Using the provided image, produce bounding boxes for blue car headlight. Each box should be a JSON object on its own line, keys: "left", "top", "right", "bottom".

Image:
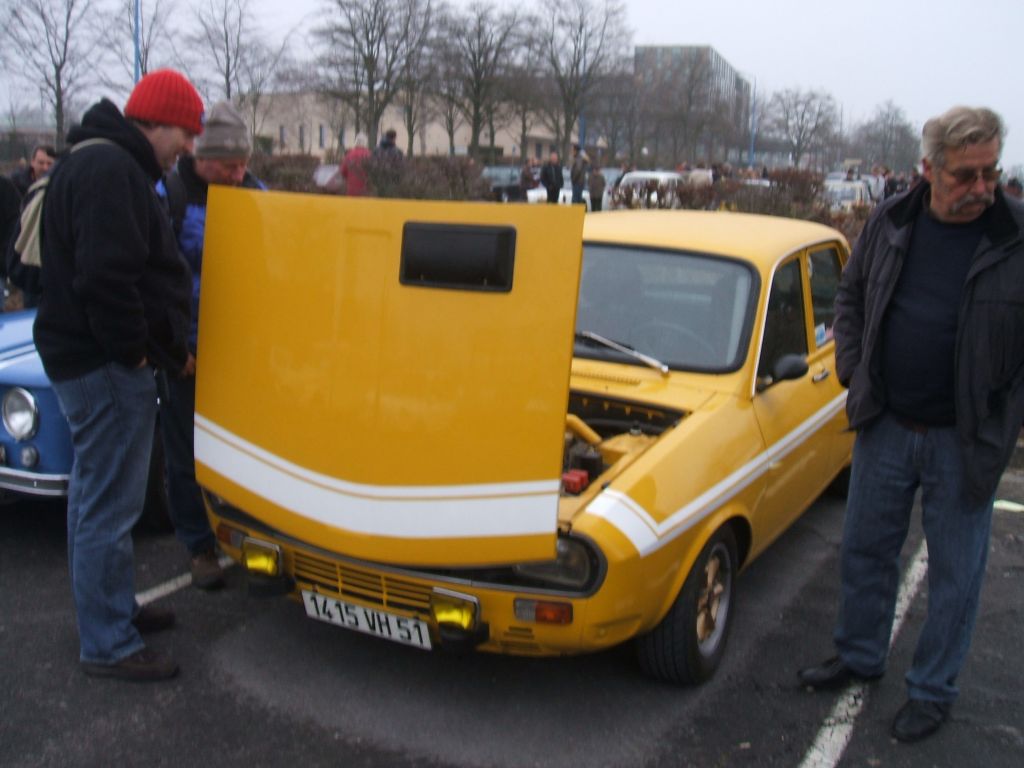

{"left": 3, "top": 387, "right": 39, "bottom": 441}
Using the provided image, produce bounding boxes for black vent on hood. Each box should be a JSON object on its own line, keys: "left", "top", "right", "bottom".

{"left": 400, "top": 223, "right": 516, "bottom": 292}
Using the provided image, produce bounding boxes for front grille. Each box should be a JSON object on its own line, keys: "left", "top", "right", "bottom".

{"left": 292, "top": 550, "right": 433, "bottom": 616}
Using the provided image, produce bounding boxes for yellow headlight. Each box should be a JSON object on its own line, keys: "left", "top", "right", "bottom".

{"left": 241, "top": 538, "right": 280, "bottom": 576}
{"left": 430, "top": 588, "right": 478, "bottom": 631}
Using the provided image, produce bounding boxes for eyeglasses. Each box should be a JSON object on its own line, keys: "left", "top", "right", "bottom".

{"left": 942, "top": 165, "right": 1001, "bottom": 186}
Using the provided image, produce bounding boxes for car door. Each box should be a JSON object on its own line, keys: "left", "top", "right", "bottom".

{"left": 749, "top": 247, "right": 848, "bottom": 549}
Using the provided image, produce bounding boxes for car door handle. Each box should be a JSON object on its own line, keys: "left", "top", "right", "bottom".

{"left": 812, "top": 370, "right": 830, "bottom": 383}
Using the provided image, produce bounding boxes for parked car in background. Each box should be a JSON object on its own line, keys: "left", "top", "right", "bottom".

{"left": 0, "top": 309, "right": 169, "bottom": 526}
{"left": 195, "top": 190, "right": 854, "bottom": 685}
{"left": 525, "top": 168, "right": 592, "bottom": 210}
{"left": 481, "top": 166, "right": 524, "bottom": 202}
{"left": 608, "top": 170, "right": 688, "bottom": 210}
{"left": 823, "top": 179, "right": 873, "bottom": 212}
{"left": 313, "top": 164, "right": 343, "bottom": 192}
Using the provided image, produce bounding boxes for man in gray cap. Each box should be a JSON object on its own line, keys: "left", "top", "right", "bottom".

{"left": 158, "top": 100, "right": 265, "bottom": 589}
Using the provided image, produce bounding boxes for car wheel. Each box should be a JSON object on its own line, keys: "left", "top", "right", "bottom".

{"left": 636, "top": 525, "right": 737, "bottom": 685}
{"left": 137, "top": 422, "right": 172, "bottom": 533}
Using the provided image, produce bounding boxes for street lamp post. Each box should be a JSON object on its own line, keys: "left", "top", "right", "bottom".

{"left": 747, "top": 78, "right": 757, "bottom": 167}
{"left": 133, "top": 0, "right": 142, "bottom": 83}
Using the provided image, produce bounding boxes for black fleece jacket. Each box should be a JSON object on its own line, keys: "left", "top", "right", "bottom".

{"left": 33, "top": 99, "right": 191, "bottom": 380}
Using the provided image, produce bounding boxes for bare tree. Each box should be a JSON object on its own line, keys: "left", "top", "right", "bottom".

{"left": 430, "top": 28, "right": 465, "bottom": 156}
{"left": 850, "top": 100, "right": 919, "bottom": 171}
{"left": 535, "top": 0, "right": 628, "bottom": 156}
{"left": 395, "top": 2, "right": 436, "bottom": 156}
{"left": 3, "top": 0, "right": 103, "bottom": 148}
{"left": 236, "top": 36, "right": 292, "bottom": 152}
{"left": 765, "top": 88, "right": 838, "bottom": 170}
{"left": 447, "top": 2, "right": 517, "bottom": 160}
{"left": 190, "top": 0, "right": 252, "bottom": 100}
{"left": 101, "top": 0, "right": 180, "bottom": 91}
{"left": 583, "top": 61, "right": 636, "bottom": 166}
{"left": 316, "top": 0, "right": 433, "bottom": 148}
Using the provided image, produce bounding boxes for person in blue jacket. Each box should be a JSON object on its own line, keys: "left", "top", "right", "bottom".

{"left": 157, "top": 100, "right": 265, "bottom": 590}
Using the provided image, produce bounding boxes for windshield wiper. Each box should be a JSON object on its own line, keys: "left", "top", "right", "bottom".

{"left": 575, "top": 331, "right": 669, "bottom": 376}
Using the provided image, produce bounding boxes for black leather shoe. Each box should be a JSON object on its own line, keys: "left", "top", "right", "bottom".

{"left": 132, "top": 604, "right": 176, "bottom": 634}
{"left": 891, "top": 699, "right": 950, "bottom": 743}
{"left": 798, "top": 656, "right": 882, "bottom": 690}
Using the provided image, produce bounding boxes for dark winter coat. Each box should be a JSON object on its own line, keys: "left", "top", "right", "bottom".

{"left": 540, "top": 162, "right": 564, "bottom": 202}
{"left": 158, "top": 155, "right": 265, "bottom": 351}
{"left": 33, "top": 98, "right": 191, "bottom": 380}
{"left": 834, "top": 181, "right": 1024, "bottom": 505}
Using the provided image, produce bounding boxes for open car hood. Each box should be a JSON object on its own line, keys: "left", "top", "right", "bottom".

{"left": 195, "top": 189, "right": 585, "bottom": 567}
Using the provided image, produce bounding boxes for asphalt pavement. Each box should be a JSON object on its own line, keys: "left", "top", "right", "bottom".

{"left": 0, "top": 470, "right": 1021, "bottom": 768}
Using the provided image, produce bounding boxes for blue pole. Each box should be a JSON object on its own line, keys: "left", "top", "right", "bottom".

{"left": 747, "top": 79, "right": 756, "bottom": 166}
{"left": 133, "top": 0, "right": 141, "bottom": 83}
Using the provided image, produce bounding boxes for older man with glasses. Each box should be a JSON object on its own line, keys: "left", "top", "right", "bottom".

{"left": 797, "top": 106, "right": 1024, "bottom": 743}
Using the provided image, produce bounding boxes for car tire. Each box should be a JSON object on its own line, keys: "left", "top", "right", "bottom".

{"left": 137, "top": 422, "right": 172, "bottom": 533}
{"left": 636, "top": 525, "right": 737, "bottom": 685}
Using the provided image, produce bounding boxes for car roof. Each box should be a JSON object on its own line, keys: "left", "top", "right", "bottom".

{"left": 582, "top": 210, "right": 845, "bottom": 269}
{"left": 620, "top": 170, "right": 685, "bottom": 182}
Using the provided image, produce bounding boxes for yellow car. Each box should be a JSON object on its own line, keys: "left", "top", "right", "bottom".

{"left": 195, "top": 190, "right": 853, "bottom": 684}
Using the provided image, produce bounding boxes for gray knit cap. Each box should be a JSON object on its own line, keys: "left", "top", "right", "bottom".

{"left": 194, "top": 100, "right": 251, "bottom": 158}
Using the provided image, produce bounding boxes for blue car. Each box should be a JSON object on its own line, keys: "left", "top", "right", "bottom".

{"left": 0, "top": 308, "right": 168, "bottom": 524}
{"left": 0, "top": 309, "right": 71, "bottom": 499}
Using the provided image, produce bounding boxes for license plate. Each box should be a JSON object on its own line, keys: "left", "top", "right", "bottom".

{"left": 301, "top": 590, "right": 432, "bottom": 650}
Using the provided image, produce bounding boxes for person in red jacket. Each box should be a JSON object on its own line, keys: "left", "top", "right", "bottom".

{"left": 340, "top": 132, "right": 371, "bottom": 196}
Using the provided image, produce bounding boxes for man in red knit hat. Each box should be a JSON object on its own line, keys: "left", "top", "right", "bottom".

{"left": 34, "top": 69, "right": 204, "bottom": 681}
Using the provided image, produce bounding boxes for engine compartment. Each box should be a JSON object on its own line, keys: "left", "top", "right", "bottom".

{"left": 561, "top": 392, "right": 684, "bottom": 496}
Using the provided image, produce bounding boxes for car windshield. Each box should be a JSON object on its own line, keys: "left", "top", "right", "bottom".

{"left": 575, "top": 244, "right": 755, "bottom": 372}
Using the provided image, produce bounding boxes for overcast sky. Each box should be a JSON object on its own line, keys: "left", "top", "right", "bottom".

{"left": 253, "top": 0, "right": 1024, "bottom": 170}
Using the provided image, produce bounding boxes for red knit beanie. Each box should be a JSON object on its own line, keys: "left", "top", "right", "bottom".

{"left": 124, "top": 69, "right": 205, "bottom": 135}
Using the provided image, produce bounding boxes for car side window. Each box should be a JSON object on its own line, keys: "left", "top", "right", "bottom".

{"left": 808, "top": 247, "right": 842, "bottom": 349}
{"left": 758, "top": 259, "right": 807, "bottom": 379}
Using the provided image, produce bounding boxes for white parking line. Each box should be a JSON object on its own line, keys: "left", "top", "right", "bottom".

{"left": 136, "top": 555, "right": 235, "bottom": 606}
{"left": 994, "top": 499, "right": 1024, "bottom": 513}
{"left": 797, "top": 540, "right": 929, "bottom": 768}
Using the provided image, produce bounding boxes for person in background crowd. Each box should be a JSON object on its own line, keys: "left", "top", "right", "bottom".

{"left": 340, "top": 132, "right": 371, "bottom": 196}
{"left": 0, "top": 175, "right": 21, "bottom": 309}
{"left": 9, "top": 145, "right": 56, "bottom": 199}
{"left": 798, "top": 106, "right": 1024, "bottom": 743}
{"left": 570, "top": 144, "right": 588, "bottom": 204}
{"left": 519, "top": 158, "right": 538, "bottom": 194}
{"left": 588, "top": 165, "right": 606, "bottom": 212}
{"left": 1006, "top": 177, "right": 1024, "bottom": 199}
{"left": 540, "top": 151, "right": 563, "bottom": 204}
{"left": 157, "top": 100, "right": 265, "bottom": 592}
{"left": 34, "top": 69, "right": 201, "bottom": 682}
{"left": 374, "top": 128, "right": 403, "bottom": 160}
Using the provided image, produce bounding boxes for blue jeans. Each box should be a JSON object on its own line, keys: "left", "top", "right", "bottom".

{"left": 53, "top": 363, "right": 156, "bottom": 664}
{"left": 159, "top": 372, "right": 214, "bottom": 556}
{"left": 834, "top": 412, "right": 993, "bottom": 703}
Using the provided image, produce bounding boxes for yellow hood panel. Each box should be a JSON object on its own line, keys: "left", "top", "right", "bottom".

{"left": 195, "top": 189, "right": 585, "bottom": 565}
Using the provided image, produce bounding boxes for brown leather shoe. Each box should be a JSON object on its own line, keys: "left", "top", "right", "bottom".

{"left": 190, "top": 549, "right": 226, "bottom": 590}
{"left": 132, "top": 603, "right": 175, "bottom": 633}
{"left": 81, "top": 647, "right": 179, "bottom": 681}
{"left": 798, "top": 656, "right": 883, "bottom": 690}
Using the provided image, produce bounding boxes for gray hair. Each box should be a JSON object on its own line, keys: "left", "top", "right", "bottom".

{"left": 354, "top": 132, "right": 368, "bottom": 148}
{"left": 921, "top": 106, "right": 1005, "bottom": 168}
